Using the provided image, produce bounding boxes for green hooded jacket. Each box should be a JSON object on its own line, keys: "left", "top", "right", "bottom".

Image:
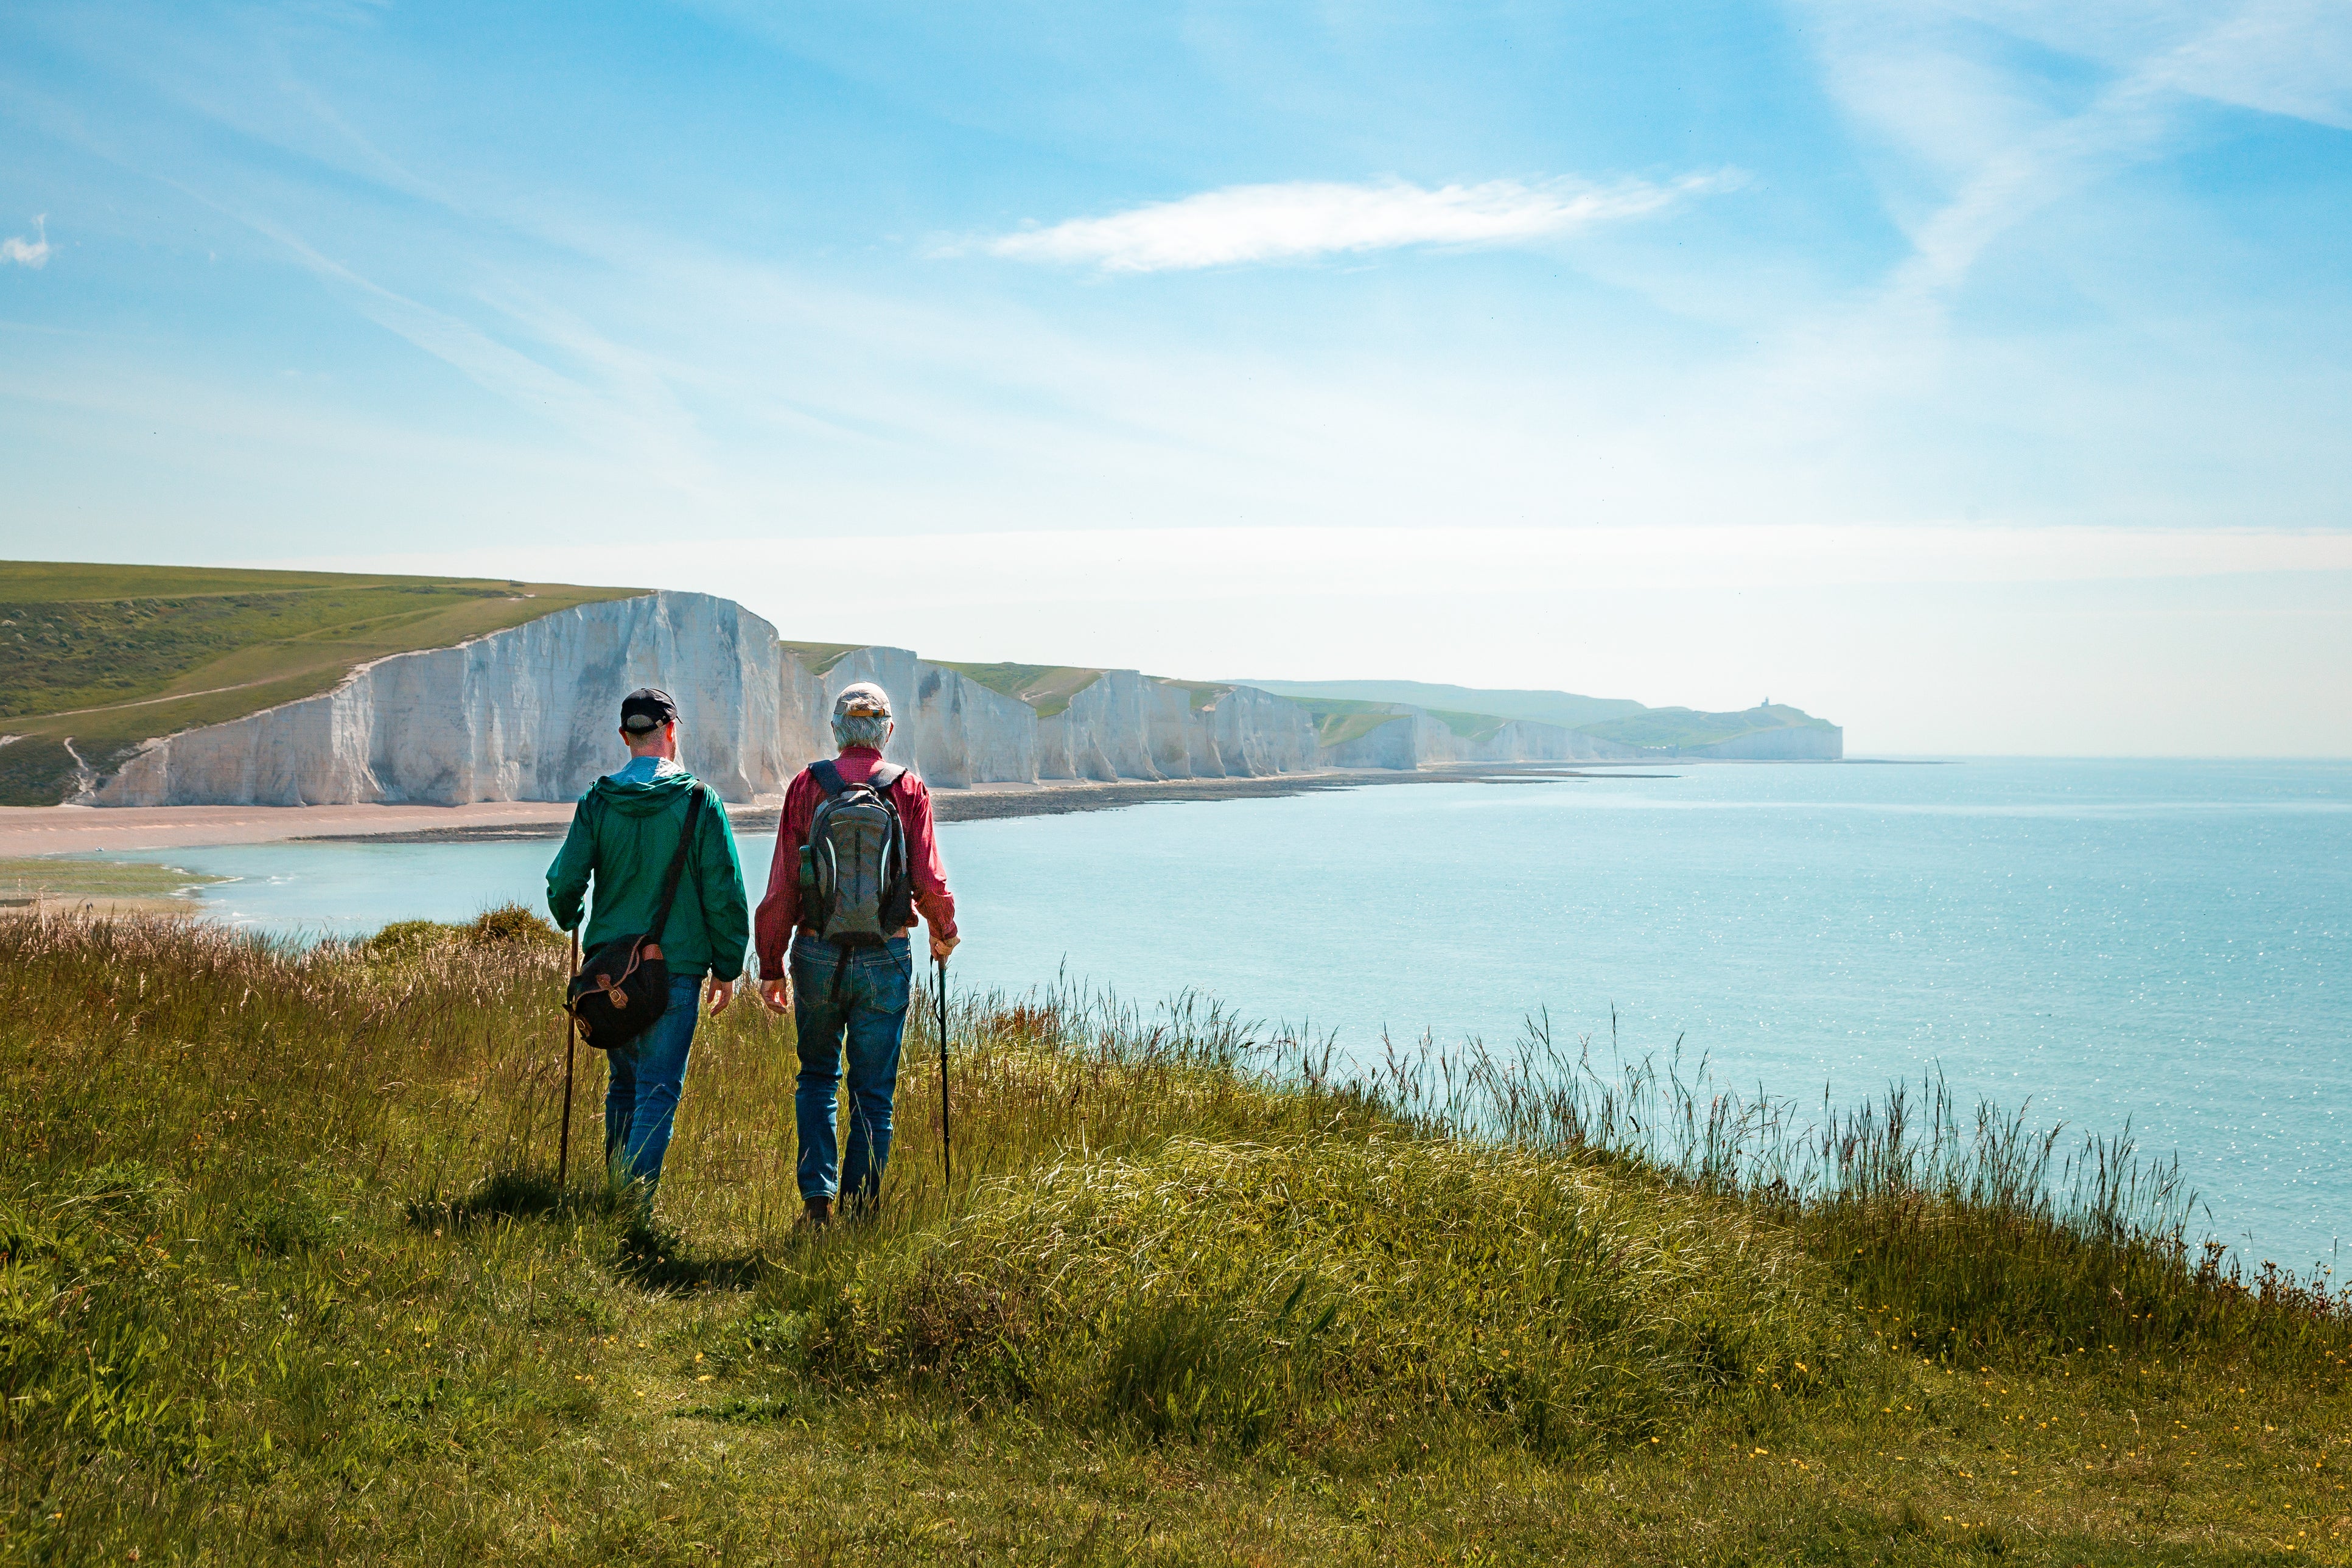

{"left": 545, "top": 762, "right": 749, "bottom": 979}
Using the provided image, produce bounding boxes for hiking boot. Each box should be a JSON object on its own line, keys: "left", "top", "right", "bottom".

{"left": 802, "top": 1196, "right": 833, "bottom": 1228}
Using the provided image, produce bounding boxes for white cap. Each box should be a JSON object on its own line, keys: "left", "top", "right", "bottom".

{"left": 833, "top": 681, "right": 893, "bottom": 721}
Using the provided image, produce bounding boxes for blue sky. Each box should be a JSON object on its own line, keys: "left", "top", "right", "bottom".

{"left": 2, "top": 1, "right": 2348, "bottom": 752}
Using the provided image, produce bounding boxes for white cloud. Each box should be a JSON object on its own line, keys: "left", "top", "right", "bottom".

{"left": 1, "top": 215, "right": 49, "bottom": 268}
{"left": 1802, "top": 0, "right": 2352, "bottom": 310}
{"left": 1941, "top": 0, "right": 2352, "bottom": 130}
{"left": 967, "top": 174, "right": 1730, "bottom": 272}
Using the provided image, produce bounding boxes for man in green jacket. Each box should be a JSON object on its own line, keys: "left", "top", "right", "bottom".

{"left": 547, "top": 687, "right": 750, "bottom": 1199}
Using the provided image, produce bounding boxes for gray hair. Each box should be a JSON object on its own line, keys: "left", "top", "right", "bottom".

{"left": 832, "top": 710, "right": 892, "bottom": 751}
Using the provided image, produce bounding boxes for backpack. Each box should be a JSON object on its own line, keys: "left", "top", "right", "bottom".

{"left": 799, "top": 759, "right": 914, "bottom": 947}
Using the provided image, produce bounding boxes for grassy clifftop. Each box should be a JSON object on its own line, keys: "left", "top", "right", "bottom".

{"left": 1245, "top": 680, "right": 1841, "bottom": 755}
{"left": 928, "top": 661, "right": 1114, "bottom": 719}
{"left": 1242, "top": 678, "right": 1648, "bottom": 732}
{"left": 3, "top": 913, "right": 2345, "bottom": 1563}
{"left": 1578, "top": 701, "right": 1839, "bottom": 752}
{"left": 0, "top": 562, "right": 644, "bottom": 805}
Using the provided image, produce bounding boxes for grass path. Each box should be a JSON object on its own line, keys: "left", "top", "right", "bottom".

{"left": 23, "top": 673, "right": 309, "bottom": 719}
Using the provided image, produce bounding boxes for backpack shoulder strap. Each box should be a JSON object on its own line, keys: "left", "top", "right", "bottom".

{"left": 868, "top": 763, "right": 906, "bottom": 793}
{"left": 648, "top": 788, "right": 705, "bottom": 945}
{"left": 810, "top": 759, "right": 847, "bottom": 798}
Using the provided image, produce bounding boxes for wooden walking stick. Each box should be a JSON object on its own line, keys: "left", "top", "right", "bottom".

{"left": 936, "top": 953, "right": 951, "bottom": 1192}
{"left": 558, "top": 930, "right": 579, "bottom": 1191}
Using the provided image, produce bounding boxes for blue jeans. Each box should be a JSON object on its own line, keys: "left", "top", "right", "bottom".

{"left": 793, "top": 934, "right": 913, "bottom": 1208}
{"left": 604, "top": 973, "right": 704, "bottom": 1199}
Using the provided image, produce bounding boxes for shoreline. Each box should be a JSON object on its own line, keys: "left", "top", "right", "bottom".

{"left": 0, "top": 757, "right": 1940, "bottom": 855}
{"left": 0, "top": 800, "right": 582, "bottom": 858}
{"left": 0, "top": 763, "right": 1676, "bottom": 853}
{"left": 305, "top": 763, "right": 1678, "bottom": 843}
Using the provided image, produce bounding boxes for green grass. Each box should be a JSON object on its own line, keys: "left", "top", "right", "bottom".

{"left": 3, "top": 914, "right": 2347, "bottom": 1564}
{"left": 929, "top": 662, "right": 1110, "bottom": 719}
{"left": 0, "top": 561, "right": 644, "bottom": 804}
{"left": 1158, "top": 680, "right": 1233, "bottom": 713}
{"left": 0, "top": 856, "right": 226, "bottom": 908}
{"left": 1236, "top": 680, "right": 1650, "bottom": 731}
{"left": 934, "top": 665, "right": 1239, "bottom": 718}
{"left": 1284, "top": 697, "right": 1416, "bottom": 749}
{"left": 1427, "top": 707, "right": 1510, "bottom": 742}
{"left": 1575, "top": 702, "right": 1836, "bottom": 752}
{"left": 777, "top": 642, "right": 866, "bottom": 678}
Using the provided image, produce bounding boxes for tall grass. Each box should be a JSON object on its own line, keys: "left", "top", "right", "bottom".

{"left": 1367, "top": 1009, "right": 2341, "bottom": 1365}
{"left": 3, "top": 907, "right": 2346, "bottom": 1560}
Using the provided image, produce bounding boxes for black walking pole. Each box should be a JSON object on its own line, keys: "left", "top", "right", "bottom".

{"left": 935, "top": 953, "right": 951, "bottom": 1193}
{"left": 558, "top": 930, "right": 579, "bottom": 1191}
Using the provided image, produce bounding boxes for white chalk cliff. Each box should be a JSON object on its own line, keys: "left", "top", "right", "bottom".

{"left": 99, "top": 593, "right": 798, "bottom": 807}
{"left": 89, "top": 589, "right": 1834, "bottom": 807}
{"left": 96, "top": 592, "right": 1326, "bottom": 806}
{"left": 1317, "top": 713, "right": 1647, "bottom": 769}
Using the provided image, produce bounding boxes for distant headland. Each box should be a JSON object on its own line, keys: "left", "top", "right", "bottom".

{"left": 0, "top": 561, "right": 1841, "bottom": 808}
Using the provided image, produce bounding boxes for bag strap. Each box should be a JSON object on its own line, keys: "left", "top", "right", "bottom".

{"left": 814, "top": 758, "right": 901, "bottom": 799}
{"left": 648, "top": 788, "right": 705, "bottom": 946}
{"left": 868, "top": 766, "right": 912, "bottom": 909}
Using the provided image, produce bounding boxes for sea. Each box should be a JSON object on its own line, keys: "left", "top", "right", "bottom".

{"left": 122, "top": 758, "right": 2349, "bottom": 1272}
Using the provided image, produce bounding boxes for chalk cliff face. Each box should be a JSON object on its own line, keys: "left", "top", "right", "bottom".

{"left": 1036, "top": 672, "right": 1318, "bottom": 782}
{"left": 1198, "top": 684, "right": 1323, "bottom": 777}
{"left": 84, "top": 589, "right": 1839, "bottom": 807}
{"left": 1316, "top": 713, "right": 1640, "bottom": 769}
{"left": 785, "top": 657, "right": 1320, "bottom": 786}
{"left": 808, "top": 648, "right": 1040, "bottom": 788}
{"left": 1457, "top": 720, "right": 1640, "bottom": 764}
{"left": 99, "top": 593, "right": 799, "bottom": 807}
{"left": 1686, "top": 725, "right": 1843, "bottom": 760}
{"left": 93, "top": 611, "right": 1324, "bottom": 807}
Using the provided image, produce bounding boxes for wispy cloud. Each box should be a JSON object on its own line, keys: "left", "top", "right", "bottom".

{"left": 2, "top": 216, "right": 50, "bottom": 268}
{"left": 1804, "top": 0, "right": 2352, "bottom": 310}
{"left": 965, "top": 174, "right": 1731, "bottom": 272}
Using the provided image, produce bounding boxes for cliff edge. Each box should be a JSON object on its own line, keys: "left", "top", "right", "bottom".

{"left": 99, "top": 592, "right": 796, "bottom": 806}
{"left": 43, "top": 579, "right": 1844, "bottom": 807}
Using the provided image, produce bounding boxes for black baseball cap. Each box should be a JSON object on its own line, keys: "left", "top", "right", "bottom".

{"left": 619, "top": 687, "right": 679, "bottom": 733}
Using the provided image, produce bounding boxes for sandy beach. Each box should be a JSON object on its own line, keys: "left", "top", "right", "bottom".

{"left": 0, "top": 801, "right": 583, "bottom": 858}
{"left": 0, "top": 765, "right": 1651, "bottom": 855}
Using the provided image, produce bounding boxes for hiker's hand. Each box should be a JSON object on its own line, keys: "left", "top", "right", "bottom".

{"left": 759, "top": 977, "right": 793, "bottom": 1015}
{"left": 929, "top": 931, "right": 959, "bottom": 964}
{"left": 707, "top": 979, "right": 736, "bottom": 1017}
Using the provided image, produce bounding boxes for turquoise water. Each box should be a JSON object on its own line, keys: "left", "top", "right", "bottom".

{"left": 137, "top": 760, "right": 2350, "bottom": 1270}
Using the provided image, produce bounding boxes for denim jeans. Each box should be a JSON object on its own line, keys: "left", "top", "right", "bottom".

{"left": 603, "top": 972, "right": 704, "bottom": 1198}
{"left": 792, "top": 934, "right": 913, "bottom": 1208}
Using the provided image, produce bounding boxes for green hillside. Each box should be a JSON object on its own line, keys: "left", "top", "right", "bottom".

{"left": 1429, "top": 707, "right": 1511, "bottom": 741}
{"left": 930, "top": 663, "right": 1237, "bottom": 719}
{"left": 1244, "top": 680, "right": 1839, "bottom": 754}
{"left": 7, "top": 914, "right": 2346, "bottom": 1562}
{"left": 1578, "top": 702, "right": 1837, "bottom": 752}
{"left": 1283, "top": 696, "right": 1415, "bottom": 748}
{"left": 929, "top": 661, "right": 1109, "bottom": 719}
{"left": 0, "top": 561, "right": 643, "bottom": 805}
{"left": 776, "top": 641, "right": 865, "bottom": 677}
{"left": 0, "top": 855, "right": 226, "bottom": 909}
{"left": 1238, "top": 678, "right": 1647, "bottom": 730}
{"left": 1283, "top": 696, "right": 1542, "bottom": 749}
